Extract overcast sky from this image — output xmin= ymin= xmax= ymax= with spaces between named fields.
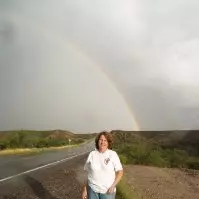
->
xmin=0 ymin=0 xmax=199 ymax=133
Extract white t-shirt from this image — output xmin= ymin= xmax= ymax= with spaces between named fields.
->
xmin=84 ymin=149 xmax=123 ymax=194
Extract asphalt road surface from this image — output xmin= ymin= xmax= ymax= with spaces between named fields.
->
xmin=0 ymin=141 xmax=94 ymax=183
xmin=0 ymin=141 xmax=121 ymax=199
xmin=0 ymin=153 xmax=89 ymax=198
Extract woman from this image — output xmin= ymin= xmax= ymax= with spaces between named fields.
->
xmin=82 ymin=131 xmax=123 ymax=199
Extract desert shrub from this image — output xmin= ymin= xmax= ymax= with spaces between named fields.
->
xmin=46 ymin=138 xmax=65 ymax=147
xmin=23 ymin=137 xmax=40 ymax=148
xmin=118 ymin=143 xmax=150 ymax=165
xmin=112 ymin=132 xmax=199 ymax=170
xmin=8 ymin=133 xmax=20 ymax=148
xmin=168 ymin=149 xmax=188 ymax=168
xmin=147 ymin=150 xmax=169 ymax=167
xmin=36 ymin=139 xmax=49 ymax=148
xmin=72 ymin=138 xmax=84 ymax=144
xmin=186 ymin=159 xmax=199 ymax=170
xmin=0 ymin=141 xmax=8 ymax=150
xmin=119 ymin=154 xmax=128 ymax=164
xmin=115 ymin=142 xmax=194 ymax=169
xmin=117 ymin=177 xmax=139 ymax=199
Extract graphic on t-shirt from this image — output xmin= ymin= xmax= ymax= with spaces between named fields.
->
xmin=104 ymin=158 xmax=110 ymax=165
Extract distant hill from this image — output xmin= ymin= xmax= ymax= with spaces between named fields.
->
xmin=0 ymin=129 xmax=73 ymax=139
xmin=111 ymin=130 xmax=199 ymax=143
xmin=181 ymin=130 xmax=199 ymax=143
xmin=111 ymin=130 xmax=199 ymax=156
xmin=0 ymin=130 xmax=95 ymax=149
xmin=111 ymin=130 xmax=199 ymax=170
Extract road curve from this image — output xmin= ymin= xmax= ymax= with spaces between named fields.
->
xmin=0 ymin=140 xmax=95 ymax=183
xmin=0 ymin=141 xmax=121 ymax=199
xmin=0 ymin=153 xmax=89 ymax=198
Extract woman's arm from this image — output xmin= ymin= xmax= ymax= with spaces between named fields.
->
xmin=82 ymin=152 xmax=91 ymax=198
xmin=81 ymin=181 xmax=87 ymax=199
xmin=107 ymin=170 xmax=123 ymax=193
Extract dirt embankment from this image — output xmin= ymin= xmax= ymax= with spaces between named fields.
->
xmin=124 ymin=165 xmax=199 ymax=199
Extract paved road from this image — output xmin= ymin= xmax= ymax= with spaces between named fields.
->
xmin=0 ymin=153 xmax=89 ymax=198
xmin=0 ymin=141 xmax=95 ymax=182
xmin=0 ymin=141 xmax=121 ymax=199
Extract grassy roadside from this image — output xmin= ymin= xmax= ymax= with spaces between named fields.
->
xmin=117 ymin=176 xmax=140 ymax=199
xmin=0 ymin=137 xmax=94 ymax=156
xmin=0 ymin=144 xmax=78 ymax=156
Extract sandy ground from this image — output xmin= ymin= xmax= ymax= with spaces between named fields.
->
xmin=124 ymin=165 xmax=199 ymax=199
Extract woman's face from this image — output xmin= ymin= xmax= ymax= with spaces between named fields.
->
xmin=98 ymin=135 xmax=108 ymax=152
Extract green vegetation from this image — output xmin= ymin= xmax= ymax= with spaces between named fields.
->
xmin=117 ymin=177 xmax=139 ymax=199
xmin=113 ymin=130 xmax=199 ymax=199
xmin=0 ymin=130 xmax=95 ymax=151
xmin=112 ymin=130 xmax=199 ymax=170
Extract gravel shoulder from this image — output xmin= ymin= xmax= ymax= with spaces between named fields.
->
xmin=3 ymin=151 xmax=198 ymax=199
xmin=0 ymin=153 xmax=121 ymax=199
xmin=124 ymin=165 xmax=199 ymax=199
xmin=0 ymin=154 xmax=87 ymax=199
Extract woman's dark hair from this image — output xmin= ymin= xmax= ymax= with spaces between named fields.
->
xmin=95 ymin=131 xmax=113 ymax=150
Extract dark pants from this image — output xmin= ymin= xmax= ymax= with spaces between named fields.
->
xmin=87 ymin=185 xmax=115 ymax=199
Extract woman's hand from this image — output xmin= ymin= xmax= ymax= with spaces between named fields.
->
xmin=82 ymin=186 xmax=87 ymax=199
xmin=107 ymin=170 xmax=123 ymax=194
xmin=107 ymin=185 xmax=115 ymax=193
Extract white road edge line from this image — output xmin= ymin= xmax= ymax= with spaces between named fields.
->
xmin=0 ymin=151 xmax=89 ymax=183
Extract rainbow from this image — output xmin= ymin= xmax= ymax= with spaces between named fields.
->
xmin=11 ymin=13 xmax=140 ymax=131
